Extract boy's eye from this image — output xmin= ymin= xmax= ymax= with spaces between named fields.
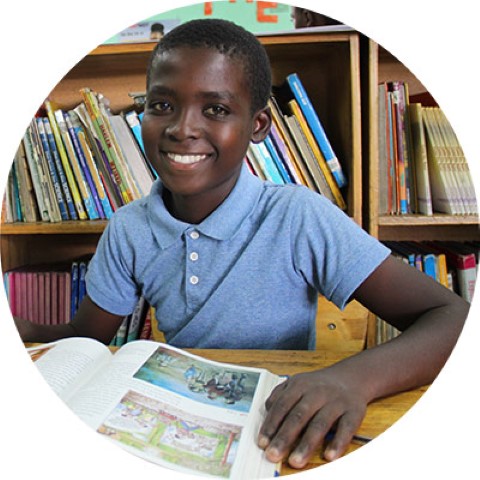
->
xmin=204 ymin=105 xmax=229 ymax=117
xmin=151 ymin=101 xmax=172 ymax=113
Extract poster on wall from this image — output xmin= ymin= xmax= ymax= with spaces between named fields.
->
xmin=104 ymin=0 xmax=295 ymax=44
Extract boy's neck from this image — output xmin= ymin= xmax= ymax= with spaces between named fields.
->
xmin=162 ymin=189 xmax=227 ymax=225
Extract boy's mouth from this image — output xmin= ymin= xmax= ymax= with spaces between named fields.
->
xmin=166 ymin=152 xmax=210 ymax=165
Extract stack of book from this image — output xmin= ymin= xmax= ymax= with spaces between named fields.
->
xmin=4 ymin=90 xmax=154 ymax=224
xmin=3 ymin=257 xmax=152 ymax=345
xmin=378 ymin=81 xmax=477 ymax=216
xmin=376 ymin=240 xmax=478 ymax=344
xmin=4 ymin=258 xmax=90 ymax=327
xmin=245 ymin=73 xmax=347 ymax=210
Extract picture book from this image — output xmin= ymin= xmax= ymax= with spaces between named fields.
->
xmin=27 ymin=337 xmax=284 ymax=479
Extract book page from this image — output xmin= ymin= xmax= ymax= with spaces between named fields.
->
xmin=63 ymin=340 xmax=282 ymax=479
xmin=27 ymin=337 xmax=112 ymax=401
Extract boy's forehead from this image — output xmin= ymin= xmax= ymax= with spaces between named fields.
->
xmin=149 ymin=46 xmax=249 ymax=88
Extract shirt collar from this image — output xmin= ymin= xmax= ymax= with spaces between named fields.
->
xmin=148 ymin=163 xmax=264 ymax=249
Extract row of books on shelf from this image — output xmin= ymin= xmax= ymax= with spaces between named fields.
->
xmin=4 ymin=90 xmax=155 ymax=224
xmin=375 ymin=240 xmax=478 ymax=345
xmin=3 ymin=72 xmax=348 ymax=224
xmin=246 ymin=73 xmax=347 ymax=210
xmin=378 ymin=81 xmax=477 ymax=217
xmin=3 ymin=258 xmax=153 ymax=345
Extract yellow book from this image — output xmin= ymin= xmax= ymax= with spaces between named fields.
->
xmin=44 ymin=100 xmax=88 ymax=220
xmin=288 ymin=99 xmax=346 ymax=210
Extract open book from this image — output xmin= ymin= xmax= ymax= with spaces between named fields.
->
xmin=27 ymin=338 xmax=283 ymax=479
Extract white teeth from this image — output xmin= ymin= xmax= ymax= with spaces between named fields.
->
xmin=167 ymin=153 xmax=207 ymax=164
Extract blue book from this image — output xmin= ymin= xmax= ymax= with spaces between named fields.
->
xmin=43 ymin=118 xmax=78 ymax=220
xmin=264 ymin=135 xmax=293 ymax=184
xmin=78 ymin=260 xmax=88 ymax=304
xmin=422 ymin=253 xmax=437 ymax=281
xmin=286 ymin=73 xmax=347 ymax=188
xmin=250 ymin=142 xmax=284 ymax=184
xmin=125 ymin=111 xmax=158 ymax=179
xmin=70 ymin=261 xmax=79 ymax=320
xmin=36 ymin=118 xmax=69 ymax=221
xmin=65 ymin=112 xmax=104 ymax=219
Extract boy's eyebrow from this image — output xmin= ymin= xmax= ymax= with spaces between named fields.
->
xmin=148 ymin=85 xmax=236 ymax=102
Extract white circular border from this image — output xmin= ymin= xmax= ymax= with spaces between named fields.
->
xmin=1 ymin=1 xmax=478 ymax=479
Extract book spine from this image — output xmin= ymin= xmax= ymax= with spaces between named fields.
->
xmin=73 ymin=103 xmax=122 ymax=212
xmin=249 ymin=142 xmax=284 ymax=184
xmin=287 ymin=73 xmax=347 ymax=188
xmin=125 ymin=111 xmax=158 ymax=179
xmin=268 ymin=120 xmax=302 ymax=184
xmin=389 ymin=82 xmax=409 ymax=214
xmin=264 ymin=134 xmax=293 ymax=184
xmin=22 ymin=129 xmax=50 ymax=222
xmin=80 ymin=88 xmax=134 ymax=204
xmin=30 ymin=119 xmax=63 ymax=222
xmin=42 ymin=118 xmax=76 ymax=220
xmin=65 ymin=112 xmax=104 ymax=219
xmin=288 ymin=101 xmax=346 ymax=209
xmin=56 ymin=109 xmax=99 ymax=220
xmin=70 ymin=261 xmax=79 ymax=321
xmin=45 ymin=101 xmax=86 ymax=219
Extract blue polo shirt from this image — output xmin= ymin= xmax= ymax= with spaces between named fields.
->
xmin=86 ymin=165 xmax=390 ymax=350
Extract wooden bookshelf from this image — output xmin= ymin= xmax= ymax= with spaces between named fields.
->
xmin=363 ymin=38 xmax=479 ymax=242
xmin=362 ymin=37 xmax=479 ymax=347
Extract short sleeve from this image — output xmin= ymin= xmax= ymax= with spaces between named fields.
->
xmin=290 ymin=190 xmax=391 ymax=309
xmin=85 ymin=214 xmax=140 ymax=316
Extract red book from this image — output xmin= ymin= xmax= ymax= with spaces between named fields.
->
xmin=37 ymin=272 xmax=45 ymax=325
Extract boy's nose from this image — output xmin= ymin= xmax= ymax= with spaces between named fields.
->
xmin=165 ymin=109 xmax=200 ymax=141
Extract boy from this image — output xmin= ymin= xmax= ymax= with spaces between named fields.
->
xmin=15 ymin=19 xmax=469 ymax=470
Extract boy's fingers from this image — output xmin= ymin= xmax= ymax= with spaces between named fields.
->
xmin=323 ymin=410 xmax=365 ymax=461
xmin=286 ymin=406 xmax=340 ymax=468
xmin=258 ymin=383 xmax=304 ymax=452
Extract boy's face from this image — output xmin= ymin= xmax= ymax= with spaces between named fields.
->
xmin=142 ymin=46 xmax=270 ymax=214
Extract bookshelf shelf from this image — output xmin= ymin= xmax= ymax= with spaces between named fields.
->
xmin=377 ymin=214 xmax=480 ymax=227
xmin=0 ymin=221 xmax=107 ymax=235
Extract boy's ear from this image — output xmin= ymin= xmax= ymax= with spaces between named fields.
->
xmin=251 ymin=107 xmax=272 ymax=144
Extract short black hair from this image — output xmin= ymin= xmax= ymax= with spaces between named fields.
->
xmin=147 ymin=18 xmax=272 ymax=113
xmin=150 ymin=22 xmax=164 ymax=33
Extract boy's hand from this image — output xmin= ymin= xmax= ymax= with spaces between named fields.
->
xmin=258 ymin=369 xmax=367 ymax=469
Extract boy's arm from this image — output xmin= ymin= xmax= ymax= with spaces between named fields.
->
xmin=14 ymin=295 xmax=125 ymax=345
xmin=258 ymin=254 xmax=469 ymax=468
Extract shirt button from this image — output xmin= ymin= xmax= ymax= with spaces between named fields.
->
xmin=190 ymin=275 xmax=199 ymax=285
xmin=190 ymin=230 xmax=200 ymax=240
xmin=190 ymin=252 xmax=199 ymax=261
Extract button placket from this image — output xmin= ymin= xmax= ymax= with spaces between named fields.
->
xmin=186 ymin=229 xmax=201 ymax=292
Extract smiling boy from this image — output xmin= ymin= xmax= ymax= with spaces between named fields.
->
xmin=15 ymin=19 xmax=469 ymax=470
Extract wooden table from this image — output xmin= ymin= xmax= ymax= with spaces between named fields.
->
xmin=189 ymin=348 xmax=428 ymax=476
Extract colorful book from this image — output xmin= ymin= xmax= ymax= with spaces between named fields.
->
xmin=286 ymin=73 xmax=347 ymax=188
xmin=42 ymin=118 xmax=76 ymax=220
xmin=55 ymin=109 xmax=99 ymax=220
xmin=80 ymin=88 xmax=135 ymax=205
xmin=45 ymin=101 xmax=87 ymax=220
xmin=29 ymin=119 xmax=63 ymax=222
xmin=69 ymin=108 xmax=115 ymax=219
xmin=248 ymin=142 xmax=284 ymax=184
xmin=263 ymin=134 xmax=293 ymax=184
